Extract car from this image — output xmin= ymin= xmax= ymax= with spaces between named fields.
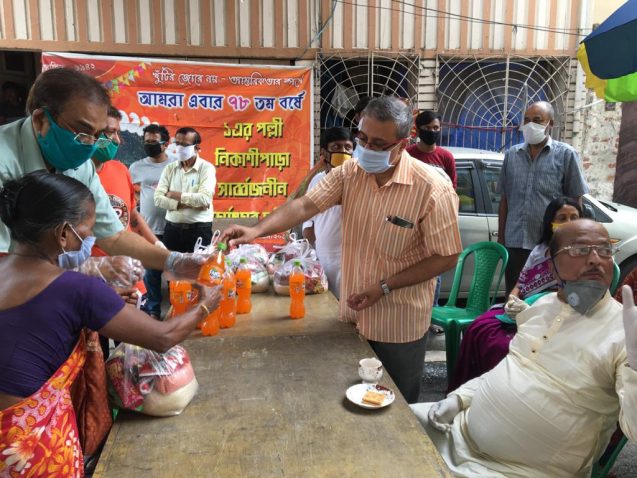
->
xmin=439 ymin=147 xmax=637 ymax=299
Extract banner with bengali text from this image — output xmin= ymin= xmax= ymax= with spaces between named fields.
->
xmin=41 ymin=52 xmax=312 ymax=236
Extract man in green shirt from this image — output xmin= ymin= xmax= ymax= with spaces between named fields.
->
xmin=0 ymin=67 xmax=203 ymax=280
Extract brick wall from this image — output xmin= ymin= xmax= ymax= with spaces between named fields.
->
xmin=572 ymin=91 xmax=621 ymax=202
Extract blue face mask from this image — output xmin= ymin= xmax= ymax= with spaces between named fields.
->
xmin=37 ymin=109 xmax=98 ymax=171
xmin=92 ymin=137 xmax=119 ymax=163
xmin=58 ymin=224 xmax=96 ymax=269
xmin=352 ymin=143 xmax=394 ymax=174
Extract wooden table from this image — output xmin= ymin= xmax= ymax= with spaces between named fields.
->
xmin=94 ymin=293 xmax=451 ymax=477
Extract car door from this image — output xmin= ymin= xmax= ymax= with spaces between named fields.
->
xmin=479 ymin=160 xmax=503 ymax=240
xmin=439 ymin=160 xmax=492 ymax=298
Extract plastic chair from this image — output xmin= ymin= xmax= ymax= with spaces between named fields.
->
xmin=610 ymin=261 xmax=620 ymax=296
xmin=432 ymin=242 xmax=508 ymax=378
xmin=590 ymin=263 xmax=629 ymax=478
xmin=591 ymin=434 xmax=628 ymax=478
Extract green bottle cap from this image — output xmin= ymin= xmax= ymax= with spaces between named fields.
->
xmin=217 ymin=242 xmax=227 ymax=251
xmin=293 ymin=260 xmax=302 ymax=267
xmin=239 ymin=257 xmax=247 ymax=264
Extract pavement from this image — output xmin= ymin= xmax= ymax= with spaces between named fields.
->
xmin=419 ymin=332 xmax=637 ymax=477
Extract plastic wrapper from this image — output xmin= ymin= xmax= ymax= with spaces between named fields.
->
xmin=273 ymin=249 xmax=328 ymax=295
xmin=105 ymin=343 xmax=198 ymax=417
xmin=226 ymin=244 xmax=270 ymax=293
xmin=266 ymin=234 xmax=311 ymax=280
xmin=77 ymin=256 xmax=144 ymax=288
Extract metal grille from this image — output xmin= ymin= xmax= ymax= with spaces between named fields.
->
xmin=316 ymin=52 xmax=420 ymax=132
xmin=436 ymin=55 xmax=575 ymax=152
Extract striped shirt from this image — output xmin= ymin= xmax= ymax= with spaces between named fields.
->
xmin=497 ymin=137 xmax=589 ymax=250
xmin=306 ymin=151 xmax=462 ymax=343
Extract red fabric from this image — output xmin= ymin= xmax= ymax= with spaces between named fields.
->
xmin=447 ymin=309 xmax=516 ymax=392
xmin=406 ymin=144 xmax=457 ymax=189
xmin=92 ymin=160 xmax=146 ymax=294
xmin=92 ymin=160 xmax=136 ymax=258
xmin=0 ymin=333 xmax=86 ymax=477
xmin=70 ymin=330 xmax=113 ymax=456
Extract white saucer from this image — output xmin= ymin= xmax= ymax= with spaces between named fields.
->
xmin=345 ymin=383 xmax=395 ymax=409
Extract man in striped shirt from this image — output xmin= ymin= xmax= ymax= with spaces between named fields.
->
xmin=222 ymin=96 xmax=462 ymax=403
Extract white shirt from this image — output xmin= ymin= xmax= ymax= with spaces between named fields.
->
xmin=129 ymin=154 xmax=177 ymax=235
xmin=433 ymin=293 xmax=637 ymax=477
xmin=154 ymin=156 xmax=216 ymax=224
xmin=303 ymin=171 xmax=342 ymax=298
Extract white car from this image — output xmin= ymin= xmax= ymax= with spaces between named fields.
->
xmin=440 ymin=147 xmax=637 ymax=298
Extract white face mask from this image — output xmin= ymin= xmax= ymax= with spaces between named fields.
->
xmin=176 ymin=144 xmax=197 ymax=162
xmin=352 ymin=143 xmax=394 ymax=174
xmin=520 ymin=122 xmax=548 ymax=145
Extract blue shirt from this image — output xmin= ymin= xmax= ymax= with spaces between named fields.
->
xmin=497 ymin=137 xmax=589 ymax=249
xmin=0 ymin=117 xmax=123 ymax=252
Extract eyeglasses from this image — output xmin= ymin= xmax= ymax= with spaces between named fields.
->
xmin=555 ymin=244 xmax=617 ymax=258
xmin=355 ymin=137 xmax=401 ymax=152
xmin=51 ymin=110 xmax=112 ymax=148
xmin=75 ymin=132 xmax=111 ymax=148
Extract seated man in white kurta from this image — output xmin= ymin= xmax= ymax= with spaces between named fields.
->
xmin=411 ymin=219 xmax=637 ymax=478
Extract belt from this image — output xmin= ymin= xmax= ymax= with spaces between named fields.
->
xmin=165 ymin=221 xmax=212 ymax=230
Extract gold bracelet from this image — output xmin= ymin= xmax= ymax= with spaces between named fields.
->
xmin=199 ymin=304 xmax=211 ymax=316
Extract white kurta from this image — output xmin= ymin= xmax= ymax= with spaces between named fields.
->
xmin=423 ymin=293 xmax=637 ymax=478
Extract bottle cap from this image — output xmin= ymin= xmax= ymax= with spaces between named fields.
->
xmin=293 ymin=259 xmax=302 ymax=267
xmin=217 ymin=242 xmax=227 ymax=251
xmin=239 ymin=257 xmax=247 ymax=264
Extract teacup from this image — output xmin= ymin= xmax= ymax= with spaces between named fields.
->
xmin=358 ymin=358 xmax=383 ymax=383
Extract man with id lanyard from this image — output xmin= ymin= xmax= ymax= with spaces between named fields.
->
xmin=222 ymin=96 xmax=462 ymax=403
xmin=154 ymin=127 xmax=216 ymax=253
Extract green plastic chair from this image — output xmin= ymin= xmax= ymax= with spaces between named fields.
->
xmin=610 ymin=261 xmax=621 ymax=296
xmin=592 ymin=435 xmax=628 ymax=478
xmin=432 ymin=241 xmax=508 ymax=378
xmin=590 ymin=262 xmax=626 ymax=478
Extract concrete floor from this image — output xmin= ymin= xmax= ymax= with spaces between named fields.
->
xmin=420 ymin=333 xmax=636 ymax=477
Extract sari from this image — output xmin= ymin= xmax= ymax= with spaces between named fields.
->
xmin=449 ymin=243 xmax=554 ymax=391
xmin=0 ymin=332 xmax=86 ymax=477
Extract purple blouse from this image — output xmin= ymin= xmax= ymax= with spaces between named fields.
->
xmin=0 ymin=271 xmax=125 ymax=397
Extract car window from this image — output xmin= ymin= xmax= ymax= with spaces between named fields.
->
xmin=483 ymin=166 xmax=501 ymax=213
xmin=457 ymin=168 xmax=476 ymax=213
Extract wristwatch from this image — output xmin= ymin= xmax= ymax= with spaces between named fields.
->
xmin=380 ymin=279 xmax=391 ymax=296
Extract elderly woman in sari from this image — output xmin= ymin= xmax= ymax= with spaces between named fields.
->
xmin=0 ymin=171 xmax=220 ymax=476
xmin=448 ymin=196 xmax=581 ymax=390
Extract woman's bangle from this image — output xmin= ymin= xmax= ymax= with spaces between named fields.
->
xmin=199 ymin=304 xmax=211 ymax=316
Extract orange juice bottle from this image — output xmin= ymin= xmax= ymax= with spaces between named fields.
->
xmin=289 ymin=260 xmax=305 ymax=319
xmin=219 ymin=260 xmax=237 ymax=328
xmin=197 ymin=242 xmax=227 ymax=286
xmin=169 ymin=281 xmax=191 ymax=317
xmin=201 ymin=308 xmax=220 ymax=336
xmin=236 ymin=257 xmax=252 ymax=314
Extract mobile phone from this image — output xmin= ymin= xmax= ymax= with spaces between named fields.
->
xmin=386 ymin=215 xmax=414 ymax=229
